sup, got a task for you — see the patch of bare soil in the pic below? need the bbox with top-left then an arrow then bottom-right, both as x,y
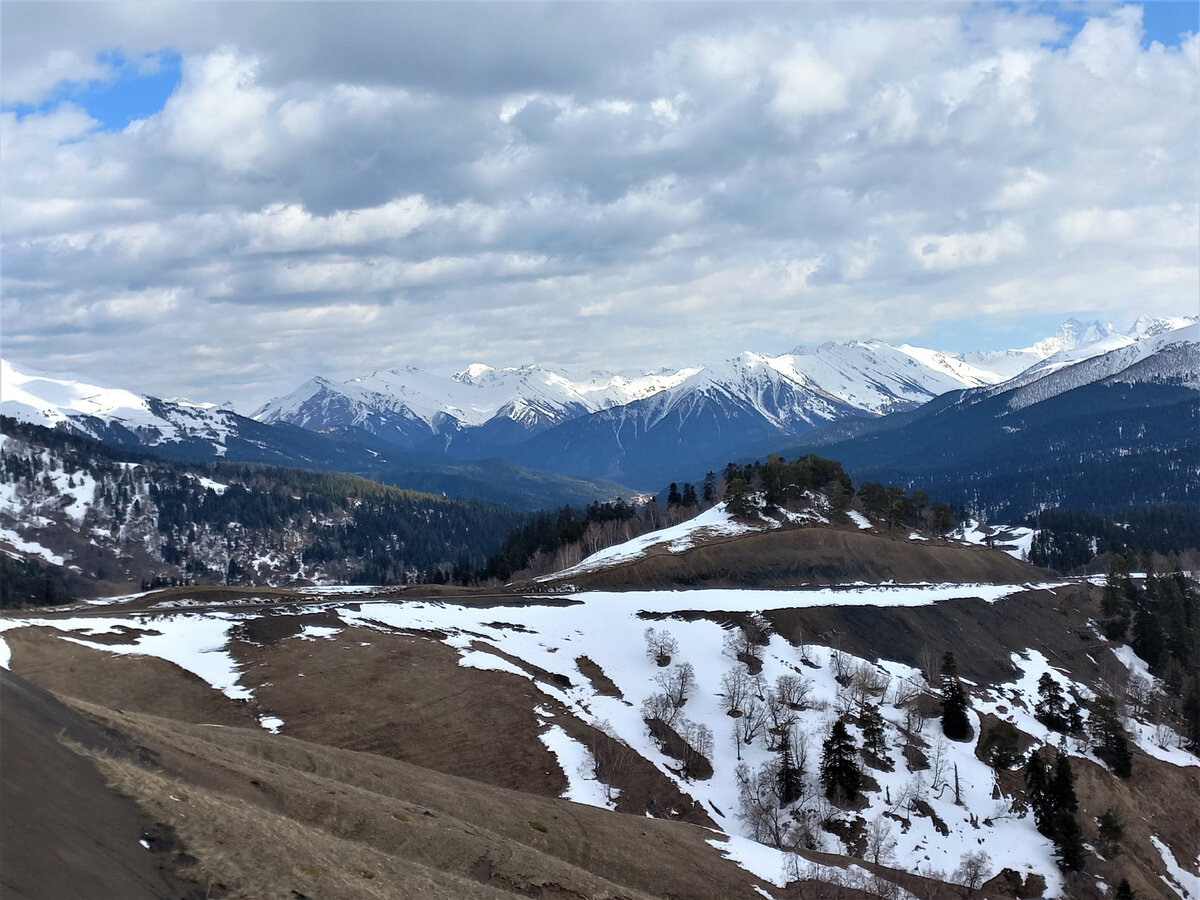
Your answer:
547,525 -> 1043,591
760,583 -> 1101,687
5,626 -> 258,727
0,670 -> 202,900
60,698 -> 774,900
1065,751 -> 1200,900
237,625 -> 570,797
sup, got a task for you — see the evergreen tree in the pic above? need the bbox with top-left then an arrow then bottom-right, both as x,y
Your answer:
1034,673 -> 1082,733
1052,750 -> 1078,814
1088,695 -> 1133,777
1131,602 -> 1165,670
681,482 -> 698,507
702,471 -> 717,504
777,731 -> 803,806
1115,880 -> 1135,900
861,704 -> 889,761
1183,675 -> 1200,752
1097,807 -> 1124,857
820,717 -> 861,802
941,652 -> 971,740
1025,748 -> 1053,837
1052,809 -> 1085,871
667,483 -> 683,506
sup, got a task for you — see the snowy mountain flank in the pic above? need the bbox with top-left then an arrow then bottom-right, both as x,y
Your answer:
247,316 -> 1197,486
3,315 -> 1196,495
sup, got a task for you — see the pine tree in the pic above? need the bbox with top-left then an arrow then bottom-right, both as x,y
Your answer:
1088,695 -> 1133,777
820,717 -> 861,802
1052,750 -> 1078,813
861,704 -> 889,761
667,483 -> 683,506
941,652 -> 971,740
777,731 -> 803,805
1115,879 -> 1136,900
1052,809 -> 1085,871
702,471 -> 717,504
679,483 -> 696,507
1025,748 -> 1053,836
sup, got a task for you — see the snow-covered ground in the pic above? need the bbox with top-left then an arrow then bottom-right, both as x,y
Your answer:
2,579 -> 1196,895
540,503 -> 764,580
954,520 -> 1036,561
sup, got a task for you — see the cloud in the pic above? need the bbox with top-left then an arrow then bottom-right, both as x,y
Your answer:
1,4 -> 1196,409
910,222 -> 1028,271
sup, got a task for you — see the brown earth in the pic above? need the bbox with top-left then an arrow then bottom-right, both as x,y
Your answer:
0,669 -> 200,900
3,577 -> 1196,899
547,525 -> 1044,591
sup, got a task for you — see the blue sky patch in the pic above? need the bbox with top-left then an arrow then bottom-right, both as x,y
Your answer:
1141,1 -> 1198,48
4,49 -> 180,132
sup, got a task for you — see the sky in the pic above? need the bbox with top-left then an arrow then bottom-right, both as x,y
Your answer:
2,2 -> 1197,412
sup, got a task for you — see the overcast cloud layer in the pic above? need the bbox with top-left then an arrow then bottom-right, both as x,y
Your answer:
2,2 -> 1197,410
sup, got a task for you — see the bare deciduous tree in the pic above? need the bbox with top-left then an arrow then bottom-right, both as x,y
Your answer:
864,814 -> 896,866
775,673 -> 813,709
643,627 -> 678,667
641,691 -> 678,726
952,850 -> 992,895
655,662 -> 695,709
719,666 -> 752,715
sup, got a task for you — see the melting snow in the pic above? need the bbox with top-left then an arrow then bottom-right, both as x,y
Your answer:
1150,835 -> 1200,899
543,503 -> 758,579
538,723 -> 617,809
846,511 -> 872,530
0,526 -> 64,565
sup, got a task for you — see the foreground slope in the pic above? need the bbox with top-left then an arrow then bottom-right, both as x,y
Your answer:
2,554 -> 1196,898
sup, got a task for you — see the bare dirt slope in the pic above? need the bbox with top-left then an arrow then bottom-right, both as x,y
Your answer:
2,683 -> 774,900
547,525 -> 1043,591
0,669 -> 199,900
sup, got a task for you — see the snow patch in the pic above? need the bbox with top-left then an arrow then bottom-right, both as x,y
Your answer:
538,723 -> 617,809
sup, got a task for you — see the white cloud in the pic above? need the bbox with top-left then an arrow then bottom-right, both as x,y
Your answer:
0,4 -> 1195,409
910,222 -> 1028,271
769,43 -> 849,121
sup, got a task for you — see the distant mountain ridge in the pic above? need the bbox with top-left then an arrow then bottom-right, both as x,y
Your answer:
3,315 -> 1195,497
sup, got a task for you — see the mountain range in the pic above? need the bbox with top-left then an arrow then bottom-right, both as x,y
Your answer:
3,315 -> 1197,503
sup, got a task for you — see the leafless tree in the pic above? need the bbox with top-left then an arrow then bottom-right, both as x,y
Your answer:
641,691 -> 678,726
644,627 -> 679,667
723,619 -> 767,667
952,850 -> 992,895
719,666 -> 752,715
655,662 -> 695,709
864,814 -> 896,866
930,737 -> 951,794
735,760 -> 788,848
733,692 -> 768,748
589,720 -> 633,803
775,673 -> 813,709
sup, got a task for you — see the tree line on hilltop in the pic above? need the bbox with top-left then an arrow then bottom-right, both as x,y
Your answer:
476,453 -> 968,584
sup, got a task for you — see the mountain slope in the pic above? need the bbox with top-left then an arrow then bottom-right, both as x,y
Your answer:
781,325 -> 1200,518
2,566 -> 1195,897
1,362 -> 631,510
0,418 -> 527,596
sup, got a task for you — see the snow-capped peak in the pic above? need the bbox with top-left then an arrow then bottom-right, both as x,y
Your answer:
1126,314 -> 1198,340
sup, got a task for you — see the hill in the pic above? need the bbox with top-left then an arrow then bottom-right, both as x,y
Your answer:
0,418 -> 526,599
1,499 -> 1196,897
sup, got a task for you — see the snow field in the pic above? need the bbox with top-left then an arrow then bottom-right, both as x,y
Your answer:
334,586 -> 1066,891
0,525 -> 65,566
542,503 -> 760,579
537,723 -> 619,809
1149,836 -> 1200,899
